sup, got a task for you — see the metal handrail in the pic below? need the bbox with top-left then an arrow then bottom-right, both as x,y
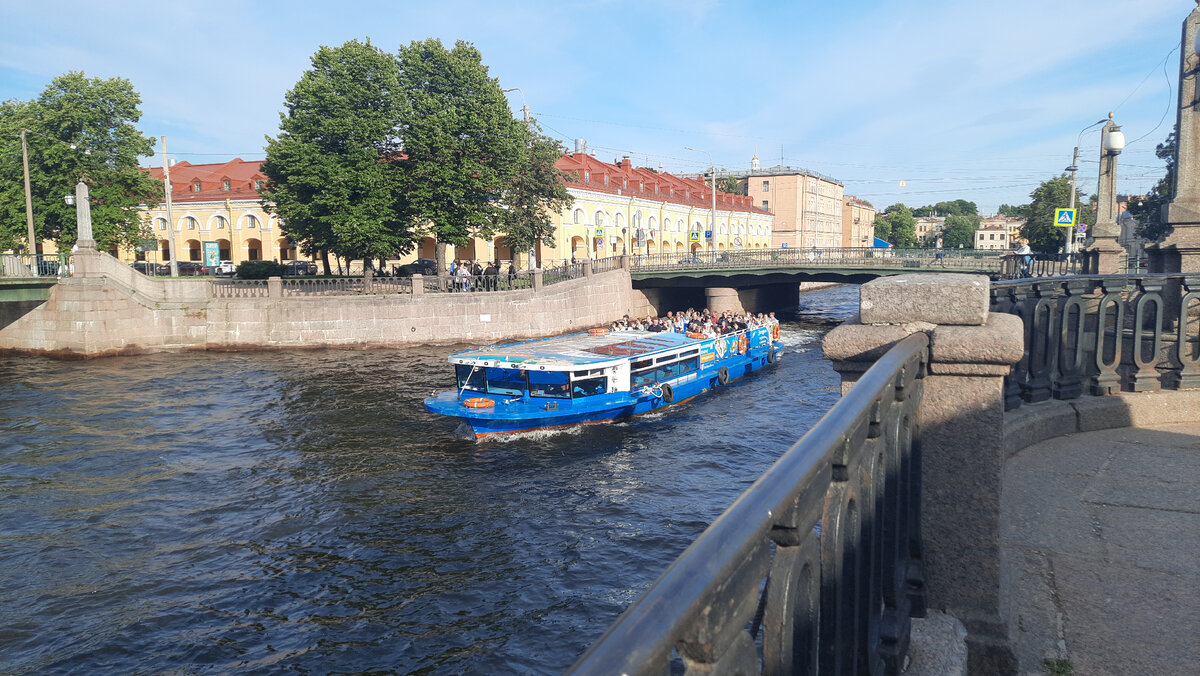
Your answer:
0,253 -> 72,278
570,333 -> 929,674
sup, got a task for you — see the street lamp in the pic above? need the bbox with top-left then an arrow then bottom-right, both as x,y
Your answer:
684,146 -> 719,254
1066,118 -> 1107,254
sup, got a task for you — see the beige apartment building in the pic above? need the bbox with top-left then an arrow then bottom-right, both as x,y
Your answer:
841,196 -> 876,247
735,155 -> 844,249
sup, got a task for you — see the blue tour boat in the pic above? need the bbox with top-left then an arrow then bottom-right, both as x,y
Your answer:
424,321 -> 783,438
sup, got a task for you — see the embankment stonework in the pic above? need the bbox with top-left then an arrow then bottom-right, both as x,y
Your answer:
0,263 -> 637,358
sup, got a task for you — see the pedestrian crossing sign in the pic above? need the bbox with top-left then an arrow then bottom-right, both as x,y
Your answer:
1054,208 -> 1077,227
689,231 -> 700,242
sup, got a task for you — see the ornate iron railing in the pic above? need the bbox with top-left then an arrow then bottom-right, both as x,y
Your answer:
569,333 -> 929,675
995,252 -> 1084,280
590,256 -> 623,274
991,274 -> 1200,411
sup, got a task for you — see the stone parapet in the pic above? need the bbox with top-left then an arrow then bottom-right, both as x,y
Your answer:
823,273 -> 1022,674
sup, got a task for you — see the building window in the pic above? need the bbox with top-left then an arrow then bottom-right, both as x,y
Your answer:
156,218 -> 167,231
185,216 -> 197,230
246,215 -> 259,229
255,179 -> 265,191
573,209 -> 583,224
193,181 -> 201,192
989,233 -> 995,240
762,180 -> 769,192
215,216 -> 227,230
222,180 -> 230,191
595,211 -> 604,226
762,200 -> 769,210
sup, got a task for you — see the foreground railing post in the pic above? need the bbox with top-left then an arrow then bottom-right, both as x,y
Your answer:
823,273 -> 1023,674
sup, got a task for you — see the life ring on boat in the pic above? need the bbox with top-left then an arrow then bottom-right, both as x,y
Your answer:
717,366 -> 730,385
588,327 -> 609,335
738,333 -> 747,354
686,332 -> 706,339
772,324 -> 780,341
463,397 -> 495,408
659,382 -> 674,403
767,346 -> 776,364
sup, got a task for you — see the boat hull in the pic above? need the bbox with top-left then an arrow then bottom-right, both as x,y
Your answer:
425,334 -> 784,438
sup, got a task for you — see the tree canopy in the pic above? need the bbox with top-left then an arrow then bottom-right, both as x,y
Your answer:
912,199 -> 977,218
874,203 -> 917,247
261,39 -> 411,273
0,72 -> 160,252
1018,175 -> 1095,253
497,122 -> 574,255
940,213 -> 979,249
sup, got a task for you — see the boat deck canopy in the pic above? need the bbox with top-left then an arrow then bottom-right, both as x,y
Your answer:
450,330 -> 696,369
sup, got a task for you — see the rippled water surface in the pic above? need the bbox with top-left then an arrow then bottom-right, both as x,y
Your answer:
0,285 -> 858,674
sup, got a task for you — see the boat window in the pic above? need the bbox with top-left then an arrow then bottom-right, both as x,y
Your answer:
572,375 -> 607,398
631,363 -> 656,388
529,370 -> 570,398
485,367 -> 527,396
456,364 -> 486,392
657,357 -> 699,382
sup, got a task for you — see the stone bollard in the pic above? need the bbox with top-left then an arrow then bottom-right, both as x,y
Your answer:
532,269 -> 543,292
411,273 -> 423,296
268,276 -> 282,298
363,267 -> 374,294
822,274 -> 1023,675
583,259 -> 593,278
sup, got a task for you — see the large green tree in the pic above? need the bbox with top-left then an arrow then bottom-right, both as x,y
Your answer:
1018,175 -> 1095,253
498,123 -> 573,258
875,203 -> 917,247
1126,130 -> 1174,242
0,72 -> 159,252
261,39 -> 411,274
396,39 -> 524,270
940,213 -> 979,249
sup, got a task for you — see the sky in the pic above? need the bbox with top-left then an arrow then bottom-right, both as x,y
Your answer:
0,0 -> 1190,214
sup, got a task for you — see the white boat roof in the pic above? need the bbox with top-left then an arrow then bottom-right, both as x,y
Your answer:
449,330 -> 699,369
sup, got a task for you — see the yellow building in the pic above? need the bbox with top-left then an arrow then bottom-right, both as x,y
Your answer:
841,196 -> 876,248
138,159 -> 292,266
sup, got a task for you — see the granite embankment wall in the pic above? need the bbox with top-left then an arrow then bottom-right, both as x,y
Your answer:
0,251 -> 638,358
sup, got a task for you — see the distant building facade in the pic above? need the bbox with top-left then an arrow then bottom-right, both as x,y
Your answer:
140,159 -> 289,265
913,216 -> 944,244
732,155 -> 845,248
974,223 -> 1012,250
841,196 -> 876,247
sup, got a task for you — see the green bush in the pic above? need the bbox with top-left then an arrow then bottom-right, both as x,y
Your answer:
236,261 -> 288,279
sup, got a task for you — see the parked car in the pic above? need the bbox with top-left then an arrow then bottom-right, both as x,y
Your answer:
213,260 -> 237,276
175,261 -> 207,276
283,260 -> 318,275
678,255 -> 704,265
396,258 -> 438,276
131,261 -> 168,276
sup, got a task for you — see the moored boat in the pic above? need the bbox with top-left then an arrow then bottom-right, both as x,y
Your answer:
424,321 -> 783,438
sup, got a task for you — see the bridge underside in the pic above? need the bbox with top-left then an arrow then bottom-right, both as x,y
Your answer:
631,270 -> 879,315
0,282 -> 54,331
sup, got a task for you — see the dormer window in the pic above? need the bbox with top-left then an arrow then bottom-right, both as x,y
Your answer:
584,171 -> 590,181
254,179 -> 265,191
193,181 -> 201,192
223,180 -> 231,191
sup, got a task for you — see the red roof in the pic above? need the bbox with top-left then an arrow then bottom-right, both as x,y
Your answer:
554,153 -> 768,215
147,158 -> 266,203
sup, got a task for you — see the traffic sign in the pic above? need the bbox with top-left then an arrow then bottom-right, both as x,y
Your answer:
1054,208 -> 1077,227
594,228 -> 604,237
689,232 -> 700,242
1076,223 -> 1087,234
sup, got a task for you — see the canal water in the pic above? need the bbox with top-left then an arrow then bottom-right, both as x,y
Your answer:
0,285 -> 858,675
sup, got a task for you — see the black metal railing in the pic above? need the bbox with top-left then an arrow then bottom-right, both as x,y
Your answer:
995,252 -> 1084,280
991,274 -> 1200,411
0,253 -> 72,278
569,333 -> 928,675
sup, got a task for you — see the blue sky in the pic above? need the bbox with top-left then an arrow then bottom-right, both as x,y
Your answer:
0,0 -> 1188,214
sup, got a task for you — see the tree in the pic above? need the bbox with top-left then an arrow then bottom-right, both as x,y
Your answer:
0,72 -> 159,252
396,39 -> 524,270
1127,130 -> 1175,242
997,203 -> 1027,218
717,176 -> 741,194
912,199 -> 977,218
941,213 -> 979,249
875,203 -> 917,247
498,123 -> 573,256
261,40 -> 411,274
1019,175 -> 1095,253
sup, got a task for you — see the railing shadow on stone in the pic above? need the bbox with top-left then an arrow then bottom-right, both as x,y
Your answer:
629,247 -> 1006,275
992,274 -> 1200,410
569,333 -> 929,675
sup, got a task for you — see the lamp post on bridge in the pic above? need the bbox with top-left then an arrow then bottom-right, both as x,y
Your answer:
1087,112 -> 1127,273
1066,118 -> 1107,255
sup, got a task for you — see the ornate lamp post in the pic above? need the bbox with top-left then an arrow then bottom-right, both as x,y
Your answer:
1087,113 -> 1126,273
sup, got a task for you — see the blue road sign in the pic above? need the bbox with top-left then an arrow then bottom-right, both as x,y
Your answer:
1054,208 -> 1077,227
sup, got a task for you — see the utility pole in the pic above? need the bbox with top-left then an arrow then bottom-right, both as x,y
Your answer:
502,87 -> 536,269
1067,144 -> 1080,254
161,136 -> 178,276
21,129 -> 36,257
